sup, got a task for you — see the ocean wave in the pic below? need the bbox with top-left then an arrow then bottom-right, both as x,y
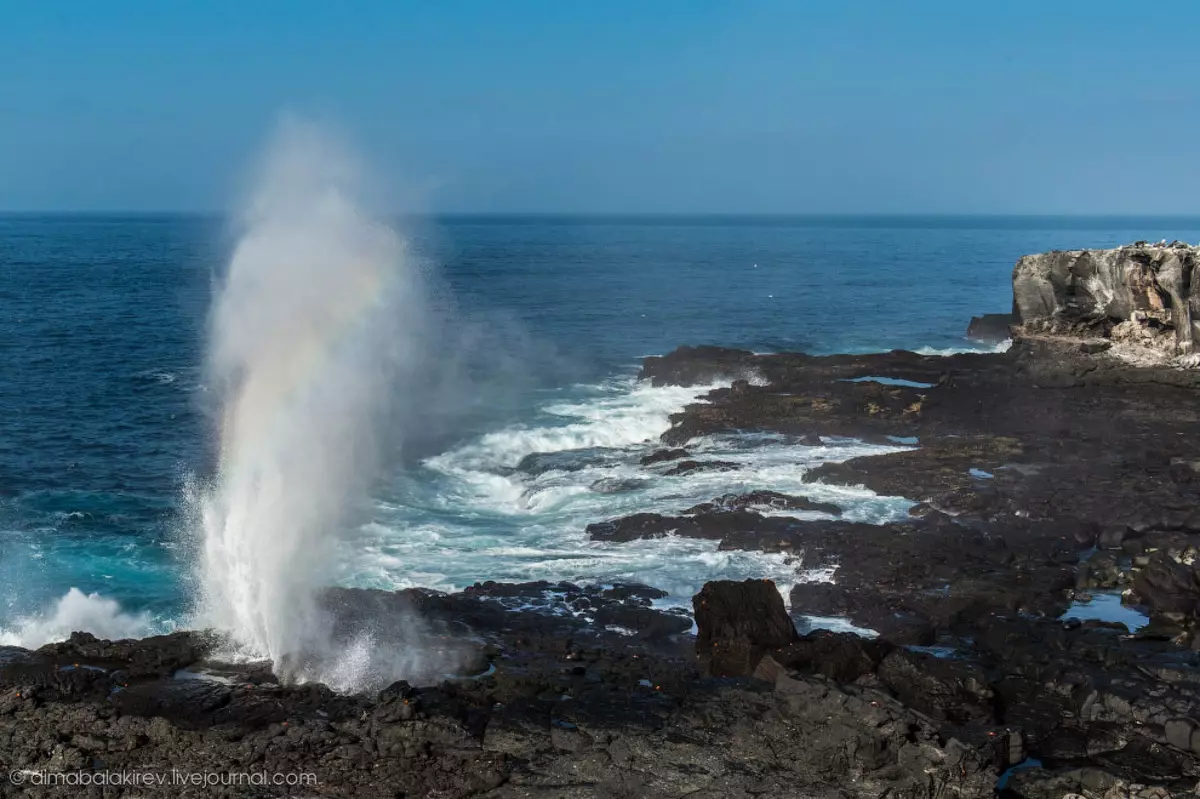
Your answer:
426,380 -> 713,475
913,338 -> 1012,356
0,588 -> 165,649
132,368 -> 179,386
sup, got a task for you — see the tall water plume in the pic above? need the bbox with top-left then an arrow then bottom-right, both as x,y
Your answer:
196,120 -> 420,685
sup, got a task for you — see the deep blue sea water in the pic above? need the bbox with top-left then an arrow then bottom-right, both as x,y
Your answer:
3,213 -> 1200,645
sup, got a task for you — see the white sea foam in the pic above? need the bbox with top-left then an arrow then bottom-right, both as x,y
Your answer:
0,588 -> 157,649
426,380 -> 710,476
794,614 -> 879,638
913,339 -> 1012,356
343,376 -> 914,607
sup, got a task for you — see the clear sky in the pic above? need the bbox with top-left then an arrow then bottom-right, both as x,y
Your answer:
1,0 -> 1197,214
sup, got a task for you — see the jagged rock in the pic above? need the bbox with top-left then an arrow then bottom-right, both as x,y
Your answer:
37,630 -> 212,679
684,489 -> 841,516
694,579 -> 797,677
967,312 -> 1015,343
974,615 -> 1200,786
662,459 -> 740,476
640,345 -> 761,387
876,649 -> 995,725
1133,551 -> 1200,617
586,512 -> 691,542
639,448 -> 689,466
586,509 -> 812,548
771,631 -> 890,683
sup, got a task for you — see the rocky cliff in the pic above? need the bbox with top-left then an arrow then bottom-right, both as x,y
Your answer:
1012,241 -> 1200,361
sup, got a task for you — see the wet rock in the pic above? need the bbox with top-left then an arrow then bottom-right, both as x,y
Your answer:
514,447 -> 613,476
662,459 -> 740,476
640,345 -> 762,387
599,583 -> 668,603
694,579 -> 797,677
684,489 -> 841,516
1133,552 -> 1200,617
594,605 -> 691,640
589,476 -> 650,493
586,509 -> 803,544
639,448 -> 690,466
586,512 -> 691,542
781,513 -> 1080,638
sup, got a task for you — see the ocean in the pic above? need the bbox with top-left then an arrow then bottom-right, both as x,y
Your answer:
3,213 -> 1200,647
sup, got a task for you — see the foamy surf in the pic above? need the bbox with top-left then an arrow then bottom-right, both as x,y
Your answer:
913,338 -> 1012,356
342,375 -> 915,607
0,587 -> 160,649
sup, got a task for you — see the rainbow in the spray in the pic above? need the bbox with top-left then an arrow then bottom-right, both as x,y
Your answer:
195,120 -> 414,684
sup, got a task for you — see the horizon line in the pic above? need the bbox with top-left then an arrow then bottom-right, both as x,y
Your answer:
3,210 -> 1200,220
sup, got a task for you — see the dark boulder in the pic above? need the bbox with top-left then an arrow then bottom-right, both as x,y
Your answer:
640,448 -> 690,466
684,489 -> 841,516
586,512 -> 690,543
1133,552 -> 1200,617
663,459 -> 740,476
693,579 -> 798,677
966,313 -> 1015,344
586,509 -> 806,546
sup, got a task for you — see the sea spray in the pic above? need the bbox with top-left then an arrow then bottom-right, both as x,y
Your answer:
0,588 -> 156,648
196,120 -> 423,686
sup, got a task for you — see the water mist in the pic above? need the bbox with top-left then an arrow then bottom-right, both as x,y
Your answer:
196,121 -> 423,688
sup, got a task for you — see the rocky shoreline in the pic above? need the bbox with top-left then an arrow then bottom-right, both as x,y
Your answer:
4,242 -> 1200,797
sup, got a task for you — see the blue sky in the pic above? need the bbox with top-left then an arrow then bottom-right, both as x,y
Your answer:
1,1 -> 1197,213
